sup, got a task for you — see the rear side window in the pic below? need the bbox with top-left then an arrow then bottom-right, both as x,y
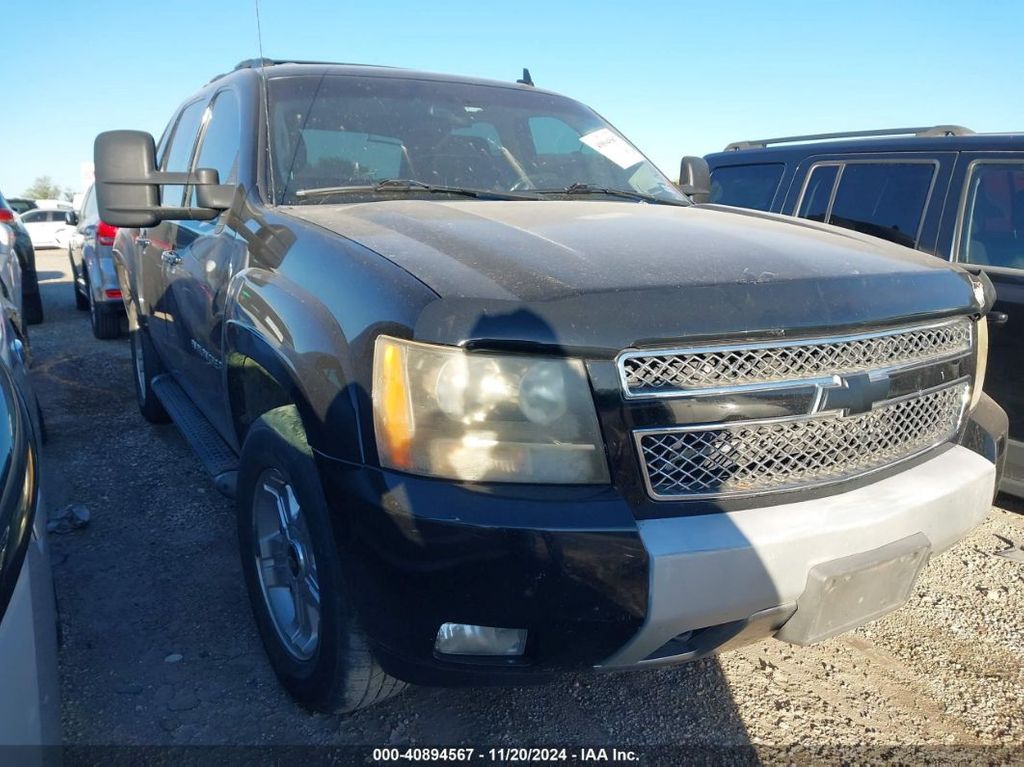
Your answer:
161,100 -> 207,207
959,162 -> 1024,270
709,163 -> 785,211
796,164 -> 839,221
828,163 -> 933,247
795,162 -> 934,248
83,187 -> 97,220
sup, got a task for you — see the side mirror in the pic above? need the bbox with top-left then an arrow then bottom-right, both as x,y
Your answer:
64,210 -> 79,226
93,130 -> 234,227
678,156 -> 711,204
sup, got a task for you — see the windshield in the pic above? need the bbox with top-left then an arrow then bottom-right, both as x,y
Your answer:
266,74 -> 687,206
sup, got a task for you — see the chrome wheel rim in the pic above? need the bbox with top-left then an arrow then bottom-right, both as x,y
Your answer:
252,468 -> 321,661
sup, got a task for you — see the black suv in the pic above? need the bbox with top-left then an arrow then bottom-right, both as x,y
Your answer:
705,126 -> 1023,497
95,65 -> 1005,713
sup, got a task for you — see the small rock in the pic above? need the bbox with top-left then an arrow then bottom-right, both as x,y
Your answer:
47,503 -> 91,534
164,653 -> 183,664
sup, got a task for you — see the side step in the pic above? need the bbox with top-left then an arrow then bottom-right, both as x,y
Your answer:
151,374 -> 238,498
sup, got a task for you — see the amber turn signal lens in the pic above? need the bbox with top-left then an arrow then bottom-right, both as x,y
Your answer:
373,338 -> 414,469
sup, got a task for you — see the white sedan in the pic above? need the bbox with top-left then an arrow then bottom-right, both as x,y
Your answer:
18,208 -> 72,250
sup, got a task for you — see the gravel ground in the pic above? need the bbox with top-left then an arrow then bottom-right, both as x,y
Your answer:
27,247 -> 1024,758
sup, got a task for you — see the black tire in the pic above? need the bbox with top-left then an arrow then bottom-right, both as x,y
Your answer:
90,293 -> 121,339
129,321 -> 169,423
71,251 -> 88,311
22,284 -> 43,325
237,406 -> 406,713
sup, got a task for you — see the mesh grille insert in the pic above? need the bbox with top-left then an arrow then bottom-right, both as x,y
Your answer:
637,382 -> 968,499
621,319 -> 972,397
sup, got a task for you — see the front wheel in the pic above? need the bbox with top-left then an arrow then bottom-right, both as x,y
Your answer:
237,406 -> 406,713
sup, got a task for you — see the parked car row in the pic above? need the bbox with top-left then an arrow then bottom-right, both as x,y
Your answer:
0,191 -> 45,326
0,225 -> 59,745
85,60 -> 1007,715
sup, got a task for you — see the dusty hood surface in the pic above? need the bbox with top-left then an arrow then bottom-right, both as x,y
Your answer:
284,200 -> 980,351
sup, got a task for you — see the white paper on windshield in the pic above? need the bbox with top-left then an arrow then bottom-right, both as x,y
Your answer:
580,128 -> 645,169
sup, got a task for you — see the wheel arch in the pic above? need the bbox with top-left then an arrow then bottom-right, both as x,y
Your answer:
224,322 -> 364,464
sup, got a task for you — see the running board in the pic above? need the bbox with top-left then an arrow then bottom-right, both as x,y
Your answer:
151,374 -> 238,498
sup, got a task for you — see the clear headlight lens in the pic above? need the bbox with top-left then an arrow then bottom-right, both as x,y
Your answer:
372,336 -> 609,484
970,316 -> 988,411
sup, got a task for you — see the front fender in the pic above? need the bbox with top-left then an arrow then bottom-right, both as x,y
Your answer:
224,268 -> 365,464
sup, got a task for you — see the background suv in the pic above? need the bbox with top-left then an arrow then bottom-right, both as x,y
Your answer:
67,184 -> 124,338
705,126 -> 1023,497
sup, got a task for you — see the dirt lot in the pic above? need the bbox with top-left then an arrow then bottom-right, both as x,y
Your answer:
28,247 -> 1024,757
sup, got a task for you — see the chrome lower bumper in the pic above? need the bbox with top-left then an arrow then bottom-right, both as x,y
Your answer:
600,445 -> 996,667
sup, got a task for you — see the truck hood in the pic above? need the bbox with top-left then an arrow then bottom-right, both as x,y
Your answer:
284,200 -> 982,353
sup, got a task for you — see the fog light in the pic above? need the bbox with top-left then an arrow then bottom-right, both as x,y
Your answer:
435,623 -> 527,656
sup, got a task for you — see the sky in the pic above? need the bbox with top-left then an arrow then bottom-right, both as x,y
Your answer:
3,0 -> 1023,197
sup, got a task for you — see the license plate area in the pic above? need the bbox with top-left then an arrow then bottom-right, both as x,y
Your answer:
776,533 -> 931,646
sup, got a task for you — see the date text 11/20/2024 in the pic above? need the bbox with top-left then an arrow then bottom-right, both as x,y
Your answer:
372,747 -> 640,762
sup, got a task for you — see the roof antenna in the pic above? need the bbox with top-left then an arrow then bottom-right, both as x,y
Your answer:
255,0 -> 276,204
516,68 -> 534,87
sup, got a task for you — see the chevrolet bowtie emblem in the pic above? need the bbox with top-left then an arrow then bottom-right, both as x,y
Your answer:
818,372 -> 892,416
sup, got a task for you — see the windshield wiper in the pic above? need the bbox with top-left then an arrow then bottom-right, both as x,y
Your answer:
294,178 -> 539,201
533,182 -> 689,207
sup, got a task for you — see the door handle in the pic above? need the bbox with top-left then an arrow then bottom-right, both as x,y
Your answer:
161,250 -> 182,266
987,311 -> 1009,326
136,236 -> 150,248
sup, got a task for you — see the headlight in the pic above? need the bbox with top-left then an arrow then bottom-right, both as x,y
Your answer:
372,336 -> 609,484
970,316 -> 988,411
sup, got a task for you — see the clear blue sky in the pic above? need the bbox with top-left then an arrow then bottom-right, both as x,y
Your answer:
4,0 -> 1022,197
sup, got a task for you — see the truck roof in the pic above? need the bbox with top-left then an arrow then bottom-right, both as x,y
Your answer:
207,58 -> 555,97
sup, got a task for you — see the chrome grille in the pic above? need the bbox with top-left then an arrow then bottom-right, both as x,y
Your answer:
636,381 -> 968,499
620,318 -> 972,398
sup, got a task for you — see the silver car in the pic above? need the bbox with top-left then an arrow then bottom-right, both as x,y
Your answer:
67,184 -> 124,339
0,309 -> 59,746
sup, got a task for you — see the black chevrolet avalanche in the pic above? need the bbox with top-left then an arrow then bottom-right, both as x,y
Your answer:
95,62 -> 1007,713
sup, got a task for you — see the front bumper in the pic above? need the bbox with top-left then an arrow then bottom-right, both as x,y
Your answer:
600,443 -> 995,667
320,398 -> 1003,685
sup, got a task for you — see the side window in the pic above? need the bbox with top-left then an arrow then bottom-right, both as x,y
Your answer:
959,162 -> 1024,270
194,90 -> 242,184
161,100 -> 207,207
827,163 -> 934,248
796,164 -> 839,221
709,163 -> 785,211
83,187 -> 98,220
21,210 -> 43,223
